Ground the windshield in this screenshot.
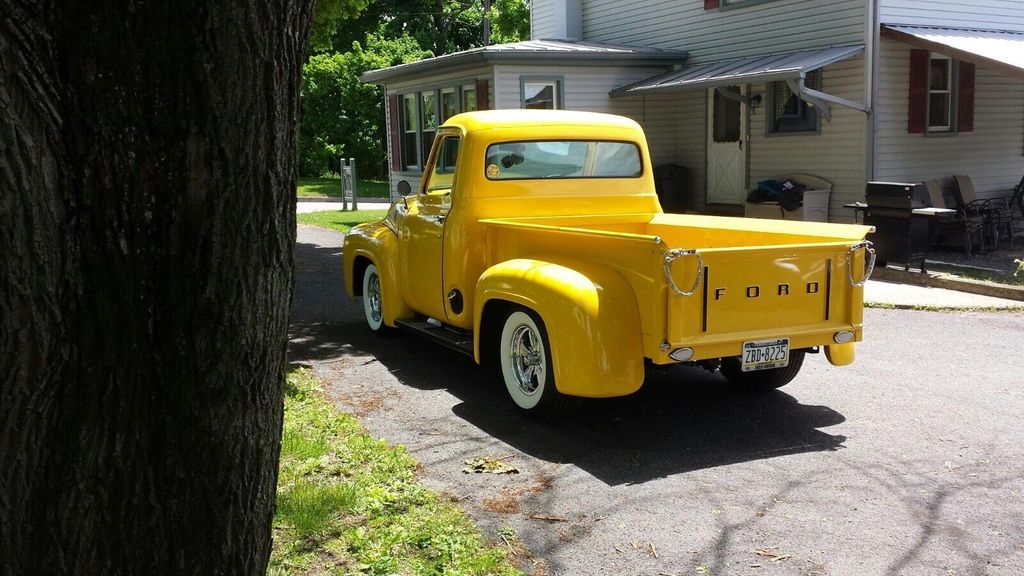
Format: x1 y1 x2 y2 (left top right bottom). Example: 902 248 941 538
484 140 642 180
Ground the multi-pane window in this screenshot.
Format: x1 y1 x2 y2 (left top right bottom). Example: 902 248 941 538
928 55 952 131
462 84 477 112
440 88 458 122
420 92 438 165
401 94 418 169
398 84 482 171
768 70 822 134
908 49 972 135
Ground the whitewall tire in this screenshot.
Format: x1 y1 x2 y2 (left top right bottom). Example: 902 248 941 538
497 307 580 417
362 263 386 333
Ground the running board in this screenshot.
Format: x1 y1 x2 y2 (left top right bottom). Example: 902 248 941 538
394 319 474 358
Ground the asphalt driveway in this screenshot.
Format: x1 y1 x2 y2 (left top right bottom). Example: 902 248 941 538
290 224 1024 576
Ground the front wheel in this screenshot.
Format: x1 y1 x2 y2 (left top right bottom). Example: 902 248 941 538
498 307 580 418
720 349 806 392
361 263 391 335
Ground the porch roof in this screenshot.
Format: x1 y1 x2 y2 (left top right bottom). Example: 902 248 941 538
881 25 1024 79
609 45 865 98
360 39 686 84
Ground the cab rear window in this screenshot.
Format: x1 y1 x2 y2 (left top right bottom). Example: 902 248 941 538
484 140 642 180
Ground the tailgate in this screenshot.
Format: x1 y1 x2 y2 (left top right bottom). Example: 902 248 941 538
662 242 870 361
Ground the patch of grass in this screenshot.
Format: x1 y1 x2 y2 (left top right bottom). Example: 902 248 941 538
865 301 1023 313
935 267 1024 287
298 177 390 198
270 369 522 576
297 209 389 234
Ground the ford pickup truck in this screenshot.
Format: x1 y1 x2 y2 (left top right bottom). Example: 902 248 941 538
344 110 875 416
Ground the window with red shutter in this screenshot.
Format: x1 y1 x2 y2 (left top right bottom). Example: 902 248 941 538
908 49 974 135
908 49 928 134
704 0 720 9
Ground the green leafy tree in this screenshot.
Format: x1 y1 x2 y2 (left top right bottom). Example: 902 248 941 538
300 33 431 178
299 0 530 177
310 0 372 52
490 0 530 44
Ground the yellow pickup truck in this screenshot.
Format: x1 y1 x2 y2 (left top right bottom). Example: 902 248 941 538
344 110 874 416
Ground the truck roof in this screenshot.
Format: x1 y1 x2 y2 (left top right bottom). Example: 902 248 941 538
442 109 644 135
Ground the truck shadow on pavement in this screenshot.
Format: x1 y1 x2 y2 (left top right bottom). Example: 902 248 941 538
289 239 848 486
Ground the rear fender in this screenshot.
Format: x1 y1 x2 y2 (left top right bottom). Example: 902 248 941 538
474 258 644 398
343 222 413 326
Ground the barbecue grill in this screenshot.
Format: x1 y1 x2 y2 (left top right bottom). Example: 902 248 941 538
863 181 932 271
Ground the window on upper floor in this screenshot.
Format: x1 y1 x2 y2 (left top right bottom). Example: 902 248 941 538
767 70 822 135
908 49 975 135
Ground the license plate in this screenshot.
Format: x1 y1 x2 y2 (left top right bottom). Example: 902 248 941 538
741 338 790 372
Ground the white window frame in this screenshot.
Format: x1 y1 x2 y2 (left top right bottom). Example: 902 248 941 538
520 77 563 110
928 54 954 133
397 82 484 172
400 93 419 170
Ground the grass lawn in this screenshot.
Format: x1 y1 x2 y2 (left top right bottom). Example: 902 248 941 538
296 209 389 234
270 369 522 576
298 177 390 199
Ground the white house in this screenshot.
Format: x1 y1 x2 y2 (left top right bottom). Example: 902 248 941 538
362 0 1024 223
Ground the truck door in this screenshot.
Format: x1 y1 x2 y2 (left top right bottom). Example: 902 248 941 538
398 135 459 321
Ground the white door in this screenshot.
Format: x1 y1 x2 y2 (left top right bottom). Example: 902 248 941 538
707 86 748 205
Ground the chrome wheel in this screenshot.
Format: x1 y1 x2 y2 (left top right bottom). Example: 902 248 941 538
367 273 382 323
496 306 581 417
509 323 545 396
362 264 385 332
499 310 549 410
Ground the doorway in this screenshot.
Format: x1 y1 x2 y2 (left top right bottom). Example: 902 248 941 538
707 86 748 205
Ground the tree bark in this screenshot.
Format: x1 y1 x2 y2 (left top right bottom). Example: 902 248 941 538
1 1 314 573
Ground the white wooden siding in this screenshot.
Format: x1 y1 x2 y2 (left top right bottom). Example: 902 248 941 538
531 0 558 39
582 0 866 64
495 64 709 211
637 92 709 212
873 39 1024 201
748 56 869 222
492 64 670 111
879 0 1024 32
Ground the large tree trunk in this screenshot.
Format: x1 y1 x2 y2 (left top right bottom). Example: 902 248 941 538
1 1 314 573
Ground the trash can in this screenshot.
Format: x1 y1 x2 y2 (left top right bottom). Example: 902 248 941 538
654 164 690 213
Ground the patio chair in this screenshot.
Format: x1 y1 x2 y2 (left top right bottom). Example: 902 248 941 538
953 175 1015 248
1008 176 1024 242
924 180 985 255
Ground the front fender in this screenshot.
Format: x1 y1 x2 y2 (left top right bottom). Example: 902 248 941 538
474 258 644 398
343 220 413 326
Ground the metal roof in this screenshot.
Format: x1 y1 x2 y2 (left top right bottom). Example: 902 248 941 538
610 45 865 97
360 39 687 84
881 25 1024 79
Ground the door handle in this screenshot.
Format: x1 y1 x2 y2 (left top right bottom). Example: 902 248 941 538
427 215 447 224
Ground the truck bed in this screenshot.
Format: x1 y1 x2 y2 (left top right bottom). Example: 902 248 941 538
480 212 874 363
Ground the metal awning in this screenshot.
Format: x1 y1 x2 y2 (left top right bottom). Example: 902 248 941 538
610 45 864 97
881 25 1024 79
610 45 867 120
